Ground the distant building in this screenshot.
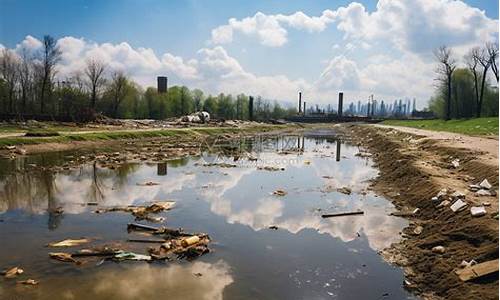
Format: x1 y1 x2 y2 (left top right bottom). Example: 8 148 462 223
157 76 168 93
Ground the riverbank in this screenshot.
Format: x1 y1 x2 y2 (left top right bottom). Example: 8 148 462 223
381 117 499 136
341 124 498 300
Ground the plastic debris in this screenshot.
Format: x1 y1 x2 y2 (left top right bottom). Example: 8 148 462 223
257 166 285 171
2 267 24 278
114 251 152 261
476 189 491 196
181 236 201 247
450 199 467 212
136 181 159 186
272 189 287 196
450 159 460 168
48 238 90 247
432 246 446 254
470 206 486 217
49 252 81 264
413 226 423 235
437 200 450 208
17 279 38 285
459 260 477 268
450 191 465 199
337 187 352 195
479 179 492 190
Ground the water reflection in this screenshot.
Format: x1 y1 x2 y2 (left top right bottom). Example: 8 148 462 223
0 133 413 299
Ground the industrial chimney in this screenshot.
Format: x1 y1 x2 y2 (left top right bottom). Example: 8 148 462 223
338 92 343 118
298 92 302 114
157 76 168 93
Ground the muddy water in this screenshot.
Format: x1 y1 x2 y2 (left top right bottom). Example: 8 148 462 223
0 131 416 300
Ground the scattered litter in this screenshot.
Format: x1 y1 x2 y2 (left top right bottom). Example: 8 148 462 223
17 279 38 285
304 160 311 165
114 251 152 261
436 189 448 199
321 211 364 218
437 200 450 208
48 238 90 247
413 226 423 235
470 206 486 217
476 189 492 196
136 181 160 186
455 259 499 281
450 191 465 199
482 202 491 206
95 201 175 222
355 152 372 158
412 208 420 215
450 199 467 212
202 163 237 168
459 260 477 268
257 166 285 171
432 246 446 254
479 179 492 190
127 239 166 243
193 272 203 277
268 225 278 230
2 267 23 278
336 187 352 195
450 159 460 168
71 247 119 257
181 236 200 247
49 252 81 264
468 184 481 192
272 189 287 196
322 176 333 179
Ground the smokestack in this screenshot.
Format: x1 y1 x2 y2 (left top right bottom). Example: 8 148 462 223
338 92 343 118
249 96 254 121
298 92 302 113
303 102 306 115
157 76 168 93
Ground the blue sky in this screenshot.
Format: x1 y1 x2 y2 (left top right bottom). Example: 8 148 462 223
1 0 498 108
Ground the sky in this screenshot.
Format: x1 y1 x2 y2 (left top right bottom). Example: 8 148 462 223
0 0 498 109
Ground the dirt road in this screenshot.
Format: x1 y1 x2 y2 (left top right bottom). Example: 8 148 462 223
341 124 498 300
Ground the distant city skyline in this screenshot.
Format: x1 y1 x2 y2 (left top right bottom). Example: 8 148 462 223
1 0 498 109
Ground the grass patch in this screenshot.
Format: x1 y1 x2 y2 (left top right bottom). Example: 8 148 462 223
382 117 499 136
25 129 61 137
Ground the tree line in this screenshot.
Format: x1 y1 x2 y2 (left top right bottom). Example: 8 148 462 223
0 35 296 122
431 43 499 119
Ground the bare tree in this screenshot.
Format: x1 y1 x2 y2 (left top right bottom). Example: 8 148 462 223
18 47 34 113
0 49 19 113
464 48 480 115
434 46 456 120
85 59 106 109
486 42 499 82
38 35 61 114
109 71 128 118
473 46 491 117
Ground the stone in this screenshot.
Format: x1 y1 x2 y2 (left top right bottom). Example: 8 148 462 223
470 206 486 217
479 179 492 190
476 189 491 196
432 246 446 254
450 199 467 212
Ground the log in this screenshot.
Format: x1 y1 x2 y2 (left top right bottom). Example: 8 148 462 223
455 259 499 281
321 211 364 218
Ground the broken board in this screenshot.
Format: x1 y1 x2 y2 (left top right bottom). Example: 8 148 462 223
455 259 499 282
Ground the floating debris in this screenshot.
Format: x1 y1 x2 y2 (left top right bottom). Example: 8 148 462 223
136 181 160 186
17 279 38 285
321 211 364 218
114 251 152 261
272 189 287 196
337 187 352 195
49 252 81 264
48 238 90 247
2 267 23 278
257 166 285 171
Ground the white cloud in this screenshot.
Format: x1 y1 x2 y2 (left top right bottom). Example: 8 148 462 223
211 10 336 47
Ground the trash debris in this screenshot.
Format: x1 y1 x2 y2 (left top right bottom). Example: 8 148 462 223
336 187 352 195
272 189 287 196
436 189 448 199
49 252 81 264
114 251 152 261
202 162 237 168
181 236 200 247
136 181 160 186
468 184 481 192
450 159 460 168
127 238 166 243
321 211 364 218
17 279 38 285
2 267 24 278
455 259 499 281
450 191 465 199
450 199 467 212
413 226 423 235
479 179 492 190
432 246 446 254
180 111 210 123
95 201 175 222
476 189 492 196
412 208 420 215
48 238 90 247
268 225 278 230
304 160 311 165
127 223 187 238
459 260 477 268
257 166 285 171
437 200 450 208
470 206 486 217
355 152 372 158
71 247 119 257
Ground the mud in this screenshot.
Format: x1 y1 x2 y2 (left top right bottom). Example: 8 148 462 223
341 124 499 300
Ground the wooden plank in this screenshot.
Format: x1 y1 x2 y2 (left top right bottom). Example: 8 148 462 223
455 259 499 282
321 211 364 218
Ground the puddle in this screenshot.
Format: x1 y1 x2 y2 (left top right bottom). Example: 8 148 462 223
0 132 417 299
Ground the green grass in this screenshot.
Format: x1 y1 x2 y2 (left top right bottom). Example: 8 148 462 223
381 117 499 136
0 124 294 146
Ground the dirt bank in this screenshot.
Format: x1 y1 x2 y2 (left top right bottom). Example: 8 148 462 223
341 124 498 300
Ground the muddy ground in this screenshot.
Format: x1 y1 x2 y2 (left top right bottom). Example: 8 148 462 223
339 124 498 300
